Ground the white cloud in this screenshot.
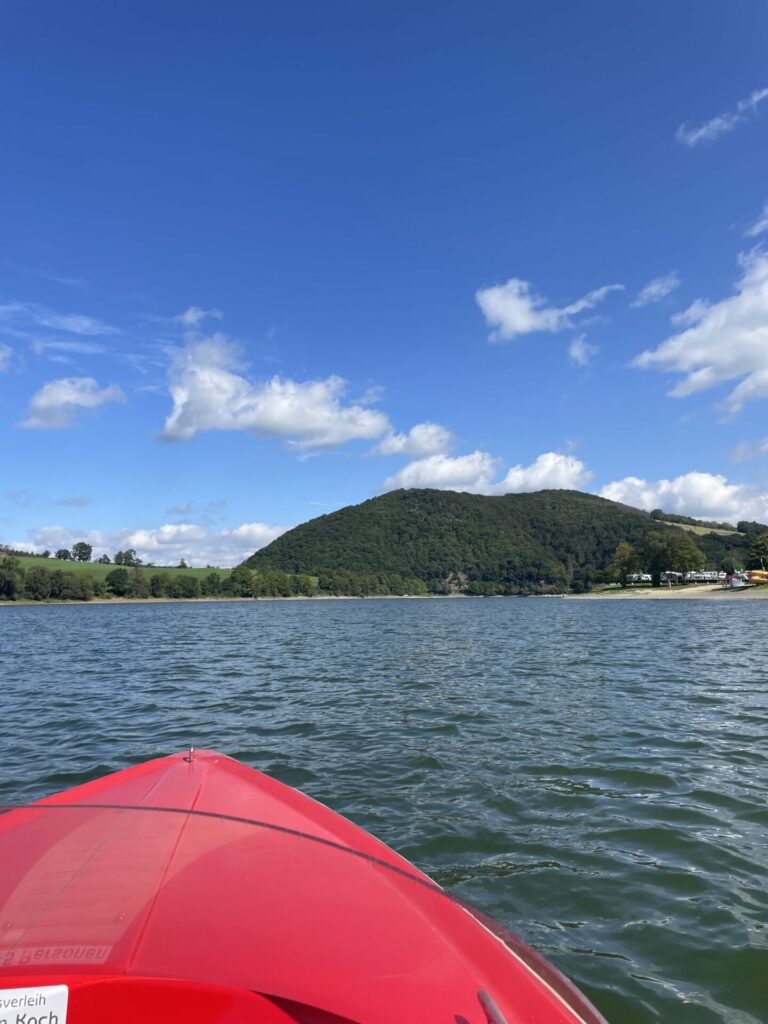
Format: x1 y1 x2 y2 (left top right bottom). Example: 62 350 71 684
476 277 623 342
373 422 453 457
20 377 125 429
12 520 289 568
383 451 501 492
600 471 768 524
631 271 680 308
161 336 390 448
175 306 223 328
745 202 768 238
0 343 12 372
494 452 592 493
634 252 768 413
676 87 768 146
382 450 591 495
568 335 599 366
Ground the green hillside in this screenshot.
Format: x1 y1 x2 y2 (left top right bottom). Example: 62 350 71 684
0 551 234 603
244 489 760 595
6 554 228 582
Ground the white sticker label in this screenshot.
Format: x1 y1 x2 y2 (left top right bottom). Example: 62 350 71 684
0 985 68 1024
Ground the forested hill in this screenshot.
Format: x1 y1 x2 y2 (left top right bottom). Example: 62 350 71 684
244 488 759 594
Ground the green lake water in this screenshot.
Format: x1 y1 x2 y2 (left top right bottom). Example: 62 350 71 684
1 598 766 1022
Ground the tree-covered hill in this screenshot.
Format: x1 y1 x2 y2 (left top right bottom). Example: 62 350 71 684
245 488 760 594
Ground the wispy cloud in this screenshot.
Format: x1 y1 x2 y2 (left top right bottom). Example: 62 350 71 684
745 201 768 238
4 489 34 506
20 377 125 429
7 264 86 288
631 271 681 308
56 495 92 507
730 438 768 463
0 302 119 336
676 87 768 146
34 311 119 335
568 335 598 366
476 277 623 342
31 339 106 356
174 306 223 328
0 343 12 372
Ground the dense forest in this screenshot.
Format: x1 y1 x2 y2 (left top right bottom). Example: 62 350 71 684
245 489 767 595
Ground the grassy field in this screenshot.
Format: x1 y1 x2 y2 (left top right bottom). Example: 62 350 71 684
9 554 231 581
657 519 740 537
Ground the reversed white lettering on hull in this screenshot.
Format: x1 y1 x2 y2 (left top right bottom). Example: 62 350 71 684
0 986 68 1024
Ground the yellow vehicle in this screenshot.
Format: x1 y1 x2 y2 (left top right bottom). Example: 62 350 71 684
747 569 768 584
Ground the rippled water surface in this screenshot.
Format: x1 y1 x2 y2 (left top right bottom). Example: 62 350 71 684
1 598 767 1022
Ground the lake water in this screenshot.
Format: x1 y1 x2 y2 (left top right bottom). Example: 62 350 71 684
1 598 766 1023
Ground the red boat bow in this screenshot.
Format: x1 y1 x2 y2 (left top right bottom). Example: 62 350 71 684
0 751 607 1023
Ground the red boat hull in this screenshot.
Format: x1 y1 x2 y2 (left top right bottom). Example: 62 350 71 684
0 751 607 1023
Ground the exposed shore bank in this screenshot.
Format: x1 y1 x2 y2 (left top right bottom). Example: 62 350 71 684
567 586 768 600
3 587 768 606
0 593 471 607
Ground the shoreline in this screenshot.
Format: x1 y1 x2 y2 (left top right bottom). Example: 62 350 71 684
0 593 472 607
565 585 768 600
2 586 768 606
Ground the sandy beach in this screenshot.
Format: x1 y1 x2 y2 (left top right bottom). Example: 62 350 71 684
568 585 768 600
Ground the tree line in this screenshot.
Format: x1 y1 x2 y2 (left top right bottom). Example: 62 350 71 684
599 529 768 586
0 558 431 602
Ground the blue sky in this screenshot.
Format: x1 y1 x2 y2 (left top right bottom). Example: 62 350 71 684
2 1 768 565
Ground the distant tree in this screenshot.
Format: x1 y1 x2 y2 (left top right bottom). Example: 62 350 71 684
105 567 130 596
96 554 111 564
201 572 222 596
295 573 318 596
47 570 93 601
665 532 706 578
0 557 26 600
129 566 150 598
68 574 95 601
41 550 51 559
177 558 189 569
48 570 67 599
229 565 254 597
607 541 640 586
640 532 670 587
149 574 166 598
640 531 705 586
178 575 200 598
25 567 52 601
55 548 72 561
114 549 141 567
72 542 93 562
748 531 768 569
